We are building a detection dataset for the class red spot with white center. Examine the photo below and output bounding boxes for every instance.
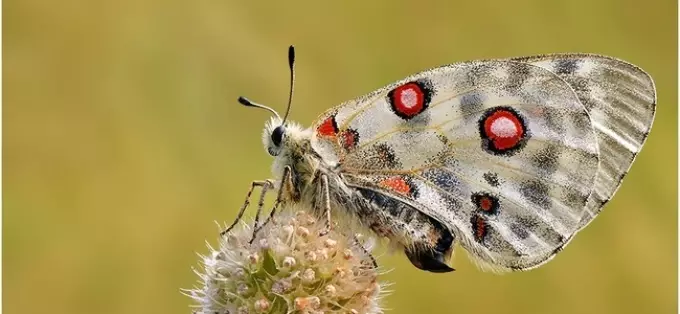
[316,116,338,137]
[391,82,426,118]
[482,109,525,151]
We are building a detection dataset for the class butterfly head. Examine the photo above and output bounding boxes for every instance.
[258,115,307,157]
[239,45,298,157]
[262,116,285,156]
[268,120,286,155]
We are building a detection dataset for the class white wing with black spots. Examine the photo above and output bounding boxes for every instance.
[311,60,602,271]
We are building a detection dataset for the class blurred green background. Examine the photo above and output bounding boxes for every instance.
[4,0,677,313]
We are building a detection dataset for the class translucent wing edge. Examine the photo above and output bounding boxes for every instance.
[510,53,657,230]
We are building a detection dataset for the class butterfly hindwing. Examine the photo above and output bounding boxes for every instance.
[510,54,656,229]
[311,60,602,271]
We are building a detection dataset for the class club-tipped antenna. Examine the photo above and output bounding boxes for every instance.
[281,45,295,124]
[237,45,296,122]
[237,96,280,119]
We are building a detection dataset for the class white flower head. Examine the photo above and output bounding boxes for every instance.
[185,204,387,314]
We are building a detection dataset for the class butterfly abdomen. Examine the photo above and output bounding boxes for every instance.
[350,187,455,272]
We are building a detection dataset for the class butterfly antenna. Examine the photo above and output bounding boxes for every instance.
[237,96,281,119]
[281,45,295,124]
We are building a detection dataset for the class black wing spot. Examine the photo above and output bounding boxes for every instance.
[510,222,530,240]
[542,109,566,134]
[554,59,581,75]
[530,145,560,175]
[354,143,402,169]
[519,180,551,209]
[459,92,486,121]
[483,172,500,187]
[504,64,531,91]
[465,63,493,87]
[422,169,460,193]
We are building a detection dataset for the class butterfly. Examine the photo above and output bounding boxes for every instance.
[224,46,656,273]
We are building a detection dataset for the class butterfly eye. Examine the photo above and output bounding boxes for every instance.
[271,125,286,147]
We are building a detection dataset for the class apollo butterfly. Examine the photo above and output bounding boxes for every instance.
[224,46,656,272]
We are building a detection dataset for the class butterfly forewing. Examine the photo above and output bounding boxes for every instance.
[311,60,603,271]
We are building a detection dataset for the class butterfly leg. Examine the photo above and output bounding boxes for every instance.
[250,166,293,243]
[318,173,333,236]
[220,179,274,237]
[250,179,277,234]
[353,234,378,269]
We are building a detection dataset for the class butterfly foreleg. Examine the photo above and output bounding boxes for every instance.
[220,179,275,237]
[318,173,333,236]
[250,166,294,243]
[250,179,277,234]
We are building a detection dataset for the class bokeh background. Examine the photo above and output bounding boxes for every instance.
[4,0,677,313]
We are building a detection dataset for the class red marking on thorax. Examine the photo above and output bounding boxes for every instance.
[379,176,411,196]
[483,110,524,150]
[393,83,425,117]
[316,116,338,137]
